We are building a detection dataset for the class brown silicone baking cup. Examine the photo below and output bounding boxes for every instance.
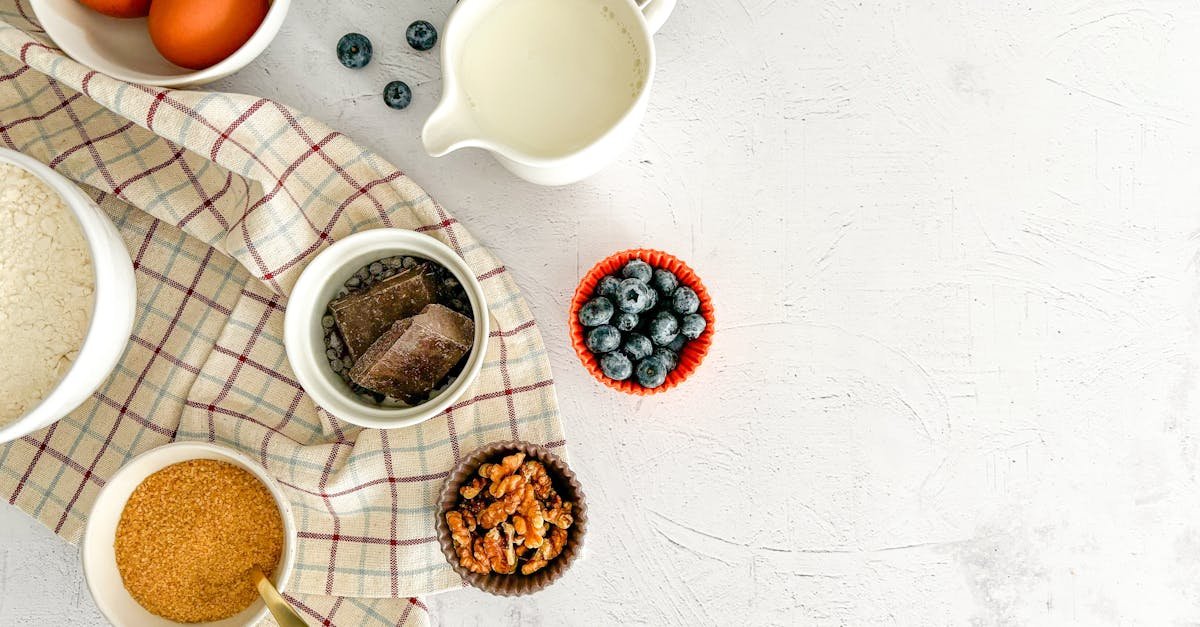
[436,441,587,596]
[569,248,715,395]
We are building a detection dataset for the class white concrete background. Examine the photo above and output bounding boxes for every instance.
[5,0,1200,624]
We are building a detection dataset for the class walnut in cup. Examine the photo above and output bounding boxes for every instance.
[445,452,575,576]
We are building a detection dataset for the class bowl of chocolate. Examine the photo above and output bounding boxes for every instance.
[285,229,490,429]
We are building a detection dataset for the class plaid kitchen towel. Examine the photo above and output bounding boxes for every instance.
[0,2,566,625]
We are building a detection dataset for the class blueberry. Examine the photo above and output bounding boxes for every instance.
[383,81,413,110]
[600,352,633,381]
[622,259,653,283]
[651,268,678,296]
[672,286,700,315]
[578,297,614,327]
[666,335,686,352]
[623,333,653,361]
[406,20,438,51]
[596,275,621,298]
[617,278,655,313]
[615,312,639,332]
[649,311,679,346]
[680,313,706,340]
[586,325,621,353]
[653,347,679,372]
[336,33,372,69]
[635,354,669,388]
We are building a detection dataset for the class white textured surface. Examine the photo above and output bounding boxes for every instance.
[6,0,1200,624]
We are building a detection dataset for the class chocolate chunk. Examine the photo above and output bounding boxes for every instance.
[329,265,437,361]
[348,304,475,399]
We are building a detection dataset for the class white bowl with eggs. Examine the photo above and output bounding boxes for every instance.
[0,149,136,445]
[81,441,297,627]
[30,0,290,87]
[285,229,491,430]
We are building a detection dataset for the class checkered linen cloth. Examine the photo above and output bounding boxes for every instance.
[0,3,566,624]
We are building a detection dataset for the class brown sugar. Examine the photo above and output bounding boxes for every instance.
[114,459,285,623]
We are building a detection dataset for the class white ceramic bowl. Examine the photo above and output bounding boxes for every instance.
[285,229,491,430]
[0,149,136,445]
[82,442,297,627]
[30,0,290,87]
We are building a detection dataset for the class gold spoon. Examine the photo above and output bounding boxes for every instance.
[250,567,308,627]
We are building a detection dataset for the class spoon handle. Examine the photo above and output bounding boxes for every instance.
[251,567,309,627]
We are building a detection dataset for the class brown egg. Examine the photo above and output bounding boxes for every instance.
[147,0,270,70]
[76,0,151,18]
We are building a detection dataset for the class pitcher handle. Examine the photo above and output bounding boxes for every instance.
[637,0,676,35]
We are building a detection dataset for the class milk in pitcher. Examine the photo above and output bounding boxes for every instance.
[459,0,646,158]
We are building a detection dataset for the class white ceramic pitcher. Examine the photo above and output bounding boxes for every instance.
[422,0,676,186]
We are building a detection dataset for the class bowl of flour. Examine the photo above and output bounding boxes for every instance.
[0,149,136,444]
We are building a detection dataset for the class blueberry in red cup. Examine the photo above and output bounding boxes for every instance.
[622,259,653,283]
[651,268,678,296]
[596,275,621,298]
[672,286,699,315]
[622,334,652,361]
[649,311,679,346]
[614,312,639,332]
[586,325,621,353]
[617,279,655,313]
[578,297,614,327]
[635,353,670,388]
[680,313,706,340]
[655,347,679,370]
[600,352,633,381]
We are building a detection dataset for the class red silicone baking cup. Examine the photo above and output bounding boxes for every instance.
[569,249,715,395]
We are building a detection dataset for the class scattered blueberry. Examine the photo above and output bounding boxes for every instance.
[383,81,413,110]
[622,259,653,283]
[680,313,706,340]
[616,278,656,313]
[596,275,621,298]
[666,335,686,352]
[649,311,679,346]
[653,347,679,372]
[406,20,438,51]
[635,353,669,388]
[336,33,372,69]
[672,286,700,315]
[586,325,621,353]
[578,297,614,327]
[615,312,639,332]
[651,268,678,296]
[600,352,633,381]
[623,333,653,361]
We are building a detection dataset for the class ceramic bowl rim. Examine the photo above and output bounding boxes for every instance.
[0,148,135,444]
[29,0,291,87]
[284,228,491,430]
[80,441,297,627]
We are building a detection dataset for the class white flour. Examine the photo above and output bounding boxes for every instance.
[0,163,94,425]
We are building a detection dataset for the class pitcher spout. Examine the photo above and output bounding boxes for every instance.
[422,96,480,157]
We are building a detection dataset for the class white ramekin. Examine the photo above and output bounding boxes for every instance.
[81,442,297,627]
[285,229,491,430]
[0,148,136,445]
[29,0,290,87]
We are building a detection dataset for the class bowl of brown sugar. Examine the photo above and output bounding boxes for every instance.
[81,442,296,626]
